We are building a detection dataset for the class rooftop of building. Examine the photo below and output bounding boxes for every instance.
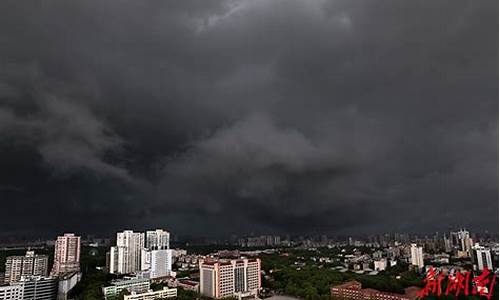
[331,281,420,300]
[201,257,260,265]
[6,250,48,258]
[19,276,57,282]
[178,279,199,286]
[108,277,150,286]
[331,280,362,290]
[58,272,81,280]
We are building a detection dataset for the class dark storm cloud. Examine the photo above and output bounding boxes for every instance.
[0,65,134,182]
[0,0,497,237]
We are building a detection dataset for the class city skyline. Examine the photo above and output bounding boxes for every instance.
[0,0,498,238]
[0,226,497,299]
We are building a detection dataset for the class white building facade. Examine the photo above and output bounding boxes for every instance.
[142,229,172,278]
[410,244,424,271]
[110,231,145,274]
[0,285,23,300]
[373,259,387,271]
[145,230,169,250]
[124,287,177,300]
[473,244,493,271]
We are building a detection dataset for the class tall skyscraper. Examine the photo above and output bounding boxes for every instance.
[410,243,424,271]
[472,244,493,271]
[199,258,261,299]
[4,251,48,284]
[109,230,145,274]
[50,233,81,276]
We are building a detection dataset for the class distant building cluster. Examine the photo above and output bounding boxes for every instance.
[238,235,283,247]
[0,233,81,300]
[101,229,263,300]
[101,229,182,300]
[1,227,496,300]
[262,227,497,292]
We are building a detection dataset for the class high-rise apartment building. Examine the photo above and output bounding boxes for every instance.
[199,258,261,299]
[4,251,48,284]
[141,229,172,278]
[50,233,81,276]
[109,231,145,274]
[145,229,169,250]
[472,244,493,272]
[410,244,424,271]
[141,249,172,279]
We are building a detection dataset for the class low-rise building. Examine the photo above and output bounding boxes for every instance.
[102,277,150,300]
[176,279,199,292]
[0,276,58,300]
[331,281,419,300]
[123,287,177,300]
[20,276,58,300]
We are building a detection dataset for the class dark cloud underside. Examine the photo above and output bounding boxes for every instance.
[0,0,497,237]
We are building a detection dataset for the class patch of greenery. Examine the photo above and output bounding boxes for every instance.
[261,250,422,300]
[69,246,114,300]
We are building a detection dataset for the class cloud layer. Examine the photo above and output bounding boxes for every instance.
[0,0,497,237]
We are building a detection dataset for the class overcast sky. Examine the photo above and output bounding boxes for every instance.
[0,0,497,238]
